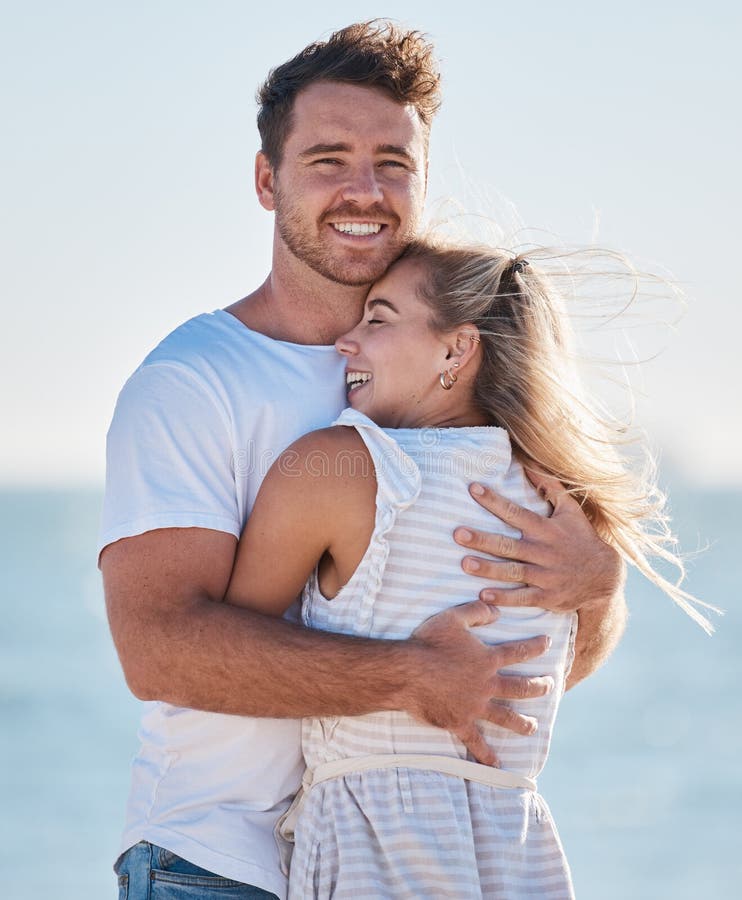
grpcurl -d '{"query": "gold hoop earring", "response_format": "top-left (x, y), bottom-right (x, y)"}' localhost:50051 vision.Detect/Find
top-left (439, 363), bottom-right (459, 390)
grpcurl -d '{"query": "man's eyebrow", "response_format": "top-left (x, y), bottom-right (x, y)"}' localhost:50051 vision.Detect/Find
top-left (368, 298), bottom-right (399, 314)
top-left (298, 143), bottom-right (351, 158)
top-left (298, 143), bottom-right (415, 163)
top-left (376, 144), bottom-right (415, 163)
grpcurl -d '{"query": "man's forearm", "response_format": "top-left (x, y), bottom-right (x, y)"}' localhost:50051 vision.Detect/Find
top-left (103, 528), bottom-right (421, 719)
top-left (566, 577), bottom-right (627, 689)
top-left (113, 591), bottom-right (555, 769)
top-left (103, 528), bottom-right (551, 761)
top-left (125, 595), bottom-right (423, 717)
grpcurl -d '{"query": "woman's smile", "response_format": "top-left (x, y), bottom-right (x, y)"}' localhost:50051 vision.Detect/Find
top-left (346, 370), bottom-right (373, 395)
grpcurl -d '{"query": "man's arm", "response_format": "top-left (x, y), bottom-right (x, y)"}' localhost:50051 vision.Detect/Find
top-left (452, 474), bottom-right (627, 687)
top-left (102, 526), bottom-right (553, 766)
top-left (100, 361), bottom-right (553, 765)
top-left (564, 578), bottom-right (626, 689)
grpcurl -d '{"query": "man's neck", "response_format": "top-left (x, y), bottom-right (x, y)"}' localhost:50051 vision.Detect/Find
top-left (227, 253), bottom-right (370, 346)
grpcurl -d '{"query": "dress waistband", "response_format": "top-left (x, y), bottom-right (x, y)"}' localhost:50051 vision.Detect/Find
top-left (276, 753), bottom-right (537, 871)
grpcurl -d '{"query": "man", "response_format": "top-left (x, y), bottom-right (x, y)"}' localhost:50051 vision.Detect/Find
top-left (100, 22), bottom-right (625, 899)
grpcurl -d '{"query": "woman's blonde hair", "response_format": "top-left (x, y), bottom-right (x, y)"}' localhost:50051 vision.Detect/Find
top-left (402, 238), bottom-right (716, 631)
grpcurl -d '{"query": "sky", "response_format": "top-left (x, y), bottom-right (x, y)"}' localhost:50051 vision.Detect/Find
top-left (1, 0), bottom-right (740, 487)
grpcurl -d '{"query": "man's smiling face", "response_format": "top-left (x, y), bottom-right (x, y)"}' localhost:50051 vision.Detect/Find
top-left (264, 80), bottom-right (428, 287)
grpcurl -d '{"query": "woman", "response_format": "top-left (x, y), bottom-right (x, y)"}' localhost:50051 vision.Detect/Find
top-left (225, 240), bottom-right (708, 899)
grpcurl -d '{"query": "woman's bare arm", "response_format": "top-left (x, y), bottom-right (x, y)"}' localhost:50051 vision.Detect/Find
top-left (226, 426), bottom-right (377, 614)
top-left (225, 427), bottom-right (364, 615)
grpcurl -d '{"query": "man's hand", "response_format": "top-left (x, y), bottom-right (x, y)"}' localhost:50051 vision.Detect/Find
top-left (407, 600), bottom-right (554, 766)
top-left (103, 528), bottom-right (556, 746)
top-left (454, 473), bottom-right (624, 614)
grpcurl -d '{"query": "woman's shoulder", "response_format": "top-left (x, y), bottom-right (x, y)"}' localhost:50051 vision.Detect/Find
top-left (283, 424), bottom-right (370, 459)
top-left (275, 425), bottom-right (375, 488)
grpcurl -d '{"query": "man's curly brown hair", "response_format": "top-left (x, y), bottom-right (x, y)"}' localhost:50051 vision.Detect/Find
top-left (257, 20), bottom-right (441, 167)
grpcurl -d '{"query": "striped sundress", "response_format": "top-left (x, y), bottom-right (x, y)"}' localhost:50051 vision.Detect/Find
top-left (284, 408), bottom-right (577, 899)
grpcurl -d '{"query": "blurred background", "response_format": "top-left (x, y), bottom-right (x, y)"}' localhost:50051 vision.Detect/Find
top-left (1, 1), bottom-right (739, 897)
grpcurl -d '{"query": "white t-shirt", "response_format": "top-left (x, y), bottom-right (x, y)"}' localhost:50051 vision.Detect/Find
top-left (98, 309), bottom-right (347, 897)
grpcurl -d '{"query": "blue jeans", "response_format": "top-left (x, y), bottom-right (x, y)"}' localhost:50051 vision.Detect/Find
top-left (114, 841), bottom-right (280, 899)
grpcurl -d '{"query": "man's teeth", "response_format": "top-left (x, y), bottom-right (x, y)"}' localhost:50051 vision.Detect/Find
top-left (346, 372), bottom-right (372, 390)
top-left (332, 223), bottom-right (382, 235)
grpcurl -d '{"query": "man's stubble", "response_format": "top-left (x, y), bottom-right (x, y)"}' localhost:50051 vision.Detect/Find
top-left (273, 183), bottom-right (417, 288)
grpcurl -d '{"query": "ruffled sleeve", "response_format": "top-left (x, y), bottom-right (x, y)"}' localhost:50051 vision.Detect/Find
top-left (333, 408), bottom-right (421, 510)
top-left (301, 409), bottom-right (422, 636)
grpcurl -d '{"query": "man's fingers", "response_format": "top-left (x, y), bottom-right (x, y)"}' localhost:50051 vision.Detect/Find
top-left (489, 634), bottom-right (551, 668)
top-left (523, 467), bottom-right (577, 513)
top-left (465, 482), bottom-right (548, 535)
top-left (456, 726), bottom-right (499, 767)
top-left (490, 673), bottom-right (555, 701)
top-left (485, 701), bottom-right (540, 736)
top-left (446, 598), bottom-right (500, 629)
top-left (454, 527), bottom-right (543, 566)
top-left (480, 586), bottom-right (545, 608)
top-left (461, 556), bottom-right (540, 585)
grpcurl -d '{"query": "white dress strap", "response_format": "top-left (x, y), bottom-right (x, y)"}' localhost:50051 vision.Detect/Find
top-left (332, 408), bottom-right (422, 509)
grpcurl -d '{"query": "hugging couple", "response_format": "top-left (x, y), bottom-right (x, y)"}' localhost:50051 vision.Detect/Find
top-left (100, 20), bottom-right (694, 900)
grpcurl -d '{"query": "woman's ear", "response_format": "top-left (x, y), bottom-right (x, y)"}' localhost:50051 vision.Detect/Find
top-left (443, 325), bottom-right (482, 372)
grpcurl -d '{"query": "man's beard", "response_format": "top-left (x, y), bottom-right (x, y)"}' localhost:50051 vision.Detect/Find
top-left (274, 187), bottom-right (410, 286)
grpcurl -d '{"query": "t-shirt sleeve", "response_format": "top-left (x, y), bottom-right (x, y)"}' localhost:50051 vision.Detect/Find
top-left (97, 362), bottom-right (241, 562)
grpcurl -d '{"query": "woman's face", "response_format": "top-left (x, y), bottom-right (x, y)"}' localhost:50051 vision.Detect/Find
top-left (334, 258), bottom-right (457, 428)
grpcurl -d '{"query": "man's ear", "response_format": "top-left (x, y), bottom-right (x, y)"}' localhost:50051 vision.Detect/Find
top-left (443, 326), bottom-right (481, 372)
top-left (255, 151), bottom-right (276, 211)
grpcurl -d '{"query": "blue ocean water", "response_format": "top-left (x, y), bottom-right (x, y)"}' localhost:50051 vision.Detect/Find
top-left (1, 485), bottom-right (739, 899)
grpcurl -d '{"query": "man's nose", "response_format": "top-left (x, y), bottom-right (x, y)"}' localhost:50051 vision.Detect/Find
top-left (341, 165), bottom-right (383, 206)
